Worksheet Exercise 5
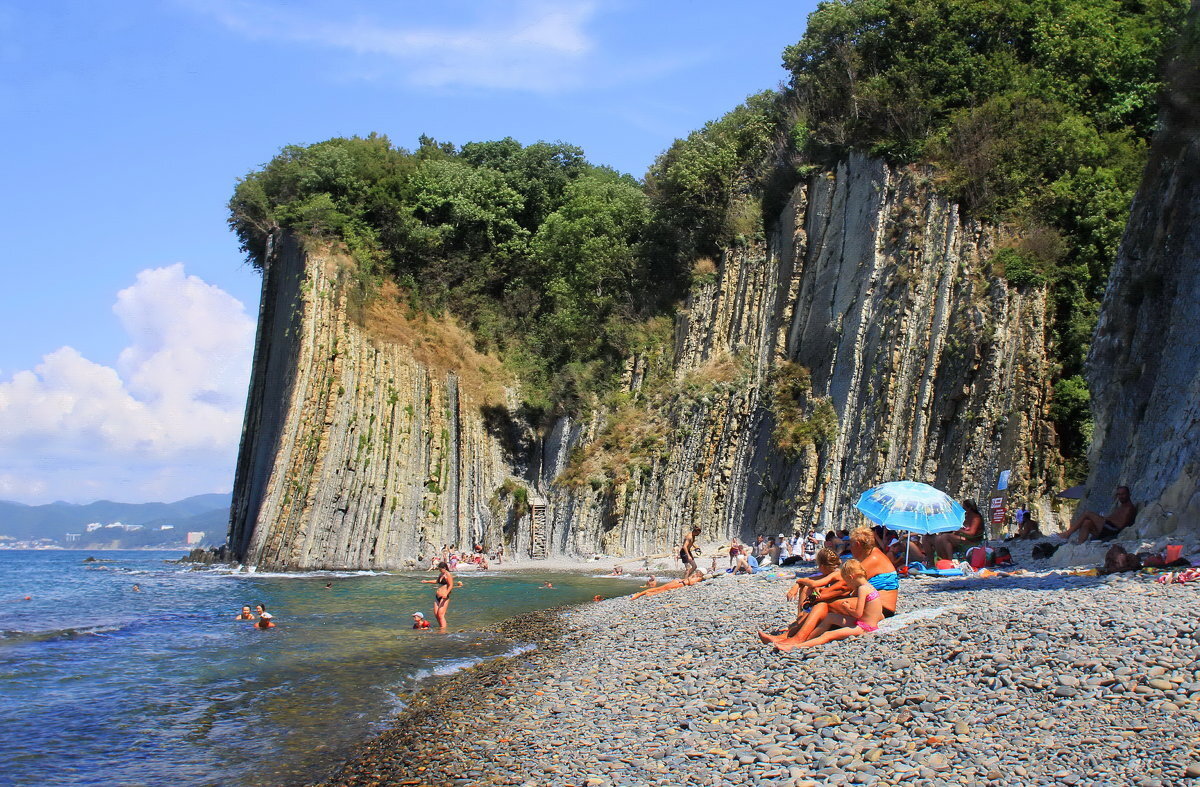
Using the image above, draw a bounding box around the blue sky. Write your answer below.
[0,0,817,504]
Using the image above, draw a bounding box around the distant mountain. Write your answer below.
[0,493,232,541]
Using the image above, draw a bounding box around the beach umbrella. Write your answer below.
[855,481,966,566]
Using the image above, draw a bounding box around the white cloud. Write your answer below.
[190,0,602,91]
[0,264,254,504]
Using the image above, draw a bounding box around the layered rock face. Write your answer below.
[229,156,1061,569]
[228,235,519,569]
[1083,28,1200,541]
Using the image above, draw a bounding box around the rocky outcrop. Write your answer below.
[228,236,519,569]
[229,156,1062,569]
[1082,17,1200,542]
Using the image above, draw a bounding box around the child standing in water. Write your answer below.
[789,559,884,649]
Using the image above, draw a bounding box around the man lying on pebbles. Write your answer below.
[630,572,709,599]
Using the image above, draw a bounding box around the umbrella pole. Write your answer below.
[905,533,911,568]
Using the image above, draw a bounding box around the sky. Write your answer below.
[0,0,818,505]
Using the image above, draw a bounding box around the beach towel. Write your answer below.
[1156,567,1200,584]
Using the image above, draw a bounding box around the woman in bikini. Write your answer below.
[787,559,884,649]
[766,527,898,649]
[421,561,454,628]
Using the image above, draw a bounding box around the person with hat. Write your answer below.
[255,612,275,630]
[412,612,431,629]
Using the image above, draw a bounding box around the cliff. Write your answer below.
[1082,15,1200,541]
[228,156,1061,569]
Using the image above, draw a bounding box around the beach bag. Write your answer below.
[966,546,993,569]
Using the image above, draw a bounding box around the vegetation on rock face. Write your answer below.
[775,0,1189,474]
[769,362,839,457]
[229,0,1188,479]
[230,135,662,417]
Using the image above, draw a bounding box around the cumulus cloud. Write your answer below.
[0,264,254,504]
[190,0,603,91]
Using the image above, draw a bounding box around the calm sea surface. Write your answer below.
[0,550,641,786]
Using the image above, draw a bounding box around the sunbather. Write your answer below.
[765,528,898,648]
[630,572,706,599]
[757,548,844,645]
[777,559,885,650]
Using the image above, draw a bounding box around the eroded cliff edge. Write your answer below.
[1082,16,1200,541]
[229,156,1060,569]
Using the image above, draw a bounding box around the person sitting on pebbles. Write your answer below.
[763,528,899,649]
[758,548,844,645]
[1059,485,1137,544]
[778,559,885,650]
[631,572,707,599]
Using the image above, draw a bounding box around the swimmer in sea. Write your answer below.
[421,562,454,628]
[412,612,431,629]
[235,605,254,621]
[323,582,332,590]
[541,581,554,589]
[255,612,275,629]
[132,584,141,592]
[254,603,267,618]
[641,575,658,589]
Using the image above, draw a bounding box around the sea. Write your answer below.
[0,550,642,786]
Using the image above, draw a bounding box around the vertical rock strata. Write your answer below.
[230,156,1059,569]
[1083,24,1200,540]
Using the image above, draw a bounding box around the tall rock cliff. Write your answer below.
[1082,17,1200,540]
[229,156,1060,569]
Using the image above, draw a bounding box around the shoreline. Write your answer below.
[317,562,1200,787]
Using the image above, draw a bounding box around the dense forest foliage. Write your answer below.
[230,0,1189,471]
[230,135,677,415]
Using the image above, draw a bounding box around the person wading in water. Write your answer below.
[421,562,454,628]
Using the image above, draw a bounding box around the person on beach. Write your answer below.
[1059,486,1137,543]
[235,605,255,621]
[680,527,701,580]
[758,548,844,645]
[631,572,707,599]
[925,499,984,561]
[421,562,454,628]
[765,528,898,649]
[255,612,275,629]
[784,560,885,650]
[642,575,658,589]
[412,612,431,629]
[728,539,742,569]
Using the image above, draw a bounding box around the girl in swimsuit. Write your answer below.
[784,559,884,650]
[768,528,899,648]
[421,561,454,628]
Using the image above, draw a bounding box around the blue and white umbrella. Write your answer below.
[855,481,965,566]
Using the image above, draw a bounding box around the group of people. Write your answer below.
[640,485,1137,651]
[428,543,498,572]
[234,603,275,629]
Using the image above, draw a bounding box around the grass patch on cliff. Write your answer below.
[769,362,838,457]
[360,279,509,407]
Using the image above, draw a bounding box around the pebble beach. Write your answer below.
[322,563,1200,787]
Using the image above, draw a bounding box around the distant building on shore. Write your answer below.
[186,531,206,546]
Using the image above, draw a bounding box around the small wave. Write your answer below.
[408,643,537,682]
[587,574,647,580]
[201,568,391,579]
[0,622,130,645]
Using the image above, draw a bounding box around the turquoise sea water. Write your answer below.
[0,550,640,786]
